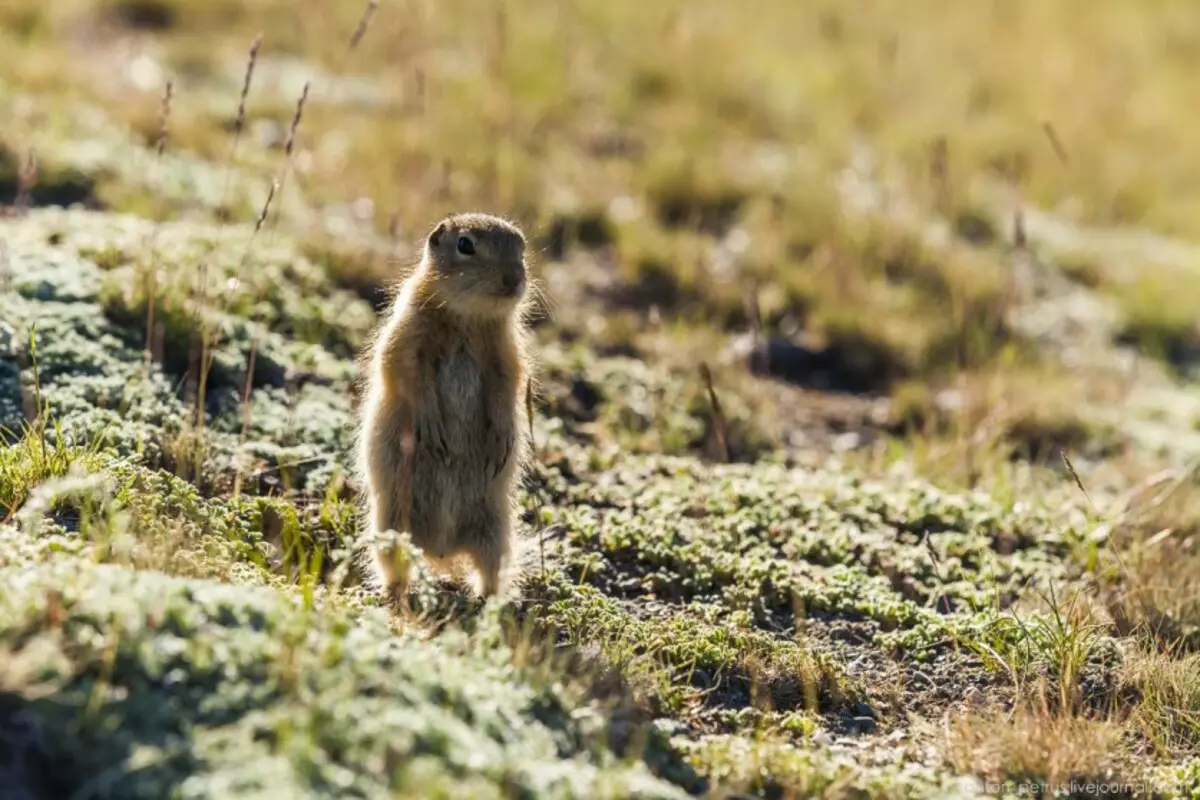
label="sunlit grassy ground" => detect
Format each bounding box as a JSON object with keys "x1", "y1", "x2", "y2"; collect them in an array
[{"x1": 3, "y1": 1, "x2": 1200, "y2": 797}]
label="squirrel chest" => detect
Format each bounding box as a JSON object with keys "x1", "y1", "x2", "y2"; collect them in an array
[{"x1": 416, "y1": 342, "x2": 514, "y2": 478}]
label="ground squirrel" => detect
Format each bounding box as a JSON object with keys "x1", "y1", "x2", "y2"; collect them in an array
[{"x1": 356, "y1": 212, "x2": 535, "y2": 601}]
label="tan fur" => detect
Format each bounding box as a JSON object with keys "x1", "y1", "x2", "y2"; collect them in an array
[{"x1": 355, "y1": 212, "x2": 536, "y2": 602}]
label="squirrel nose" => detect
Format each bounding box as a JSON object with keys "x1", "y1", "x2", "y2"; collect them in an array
[{"x1": 502, "y1": 268, "x2": 525, "y2": 294}]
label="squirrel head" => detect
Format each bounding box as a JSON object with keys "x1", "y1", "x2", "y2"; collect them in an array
[{"x1": 423, "y1": 212, "x2": 528, "y2": 318}]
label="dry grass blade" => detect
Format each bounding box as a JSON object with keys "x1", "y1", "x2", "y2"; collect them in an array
[
  {"x1": 1060, "y1": 448, "x2": 1096, "y2": 512},
  {"x1": 349, "y1": 0, "x2": 378, "y2": 50},
  {"x1": 941, "y1": 696, "x2": 1128, "y2": 790},
  {"x1": 284, "y1": 81, "x2": 310, "y2": 158},
  {"x1": 929, "y1": 136, "x2": 951, "y2": 213},
  {"x1": 922, "y1": 533, "x2": 953, "y2": 614},
  {"x1": 226, "y1": 178, "x2": 278, "y2": 319},
  {"x1": 234, "y1": 35, "x2": 262, "y2": 138},
  {"x1": 1042, "y1": 120, "x2": 1070, "y2": 166},
  {"x1": 699, "y1": 362, "x2": 729, "y2": 463},
  {"x1": 233, "y1": 337, "x2": 259, "y2": 500},
  {"x1": 253, "y1": 179, "x2": 278, "y2": 235},
  {"x1": 228, "y1": 175, "x2": 280, "y2": 498},
  {"x1": 155, "y1": 80, "x2": 174, "y2": 157},
  {"x1": 213, "y1": 33, "x2": 262, "y2": 223}
]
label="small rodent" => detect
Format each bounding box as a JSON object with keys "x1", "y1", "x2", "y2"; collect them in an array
[{"x1": 356, "y1": 212, "x2": 535, "y2": 601}]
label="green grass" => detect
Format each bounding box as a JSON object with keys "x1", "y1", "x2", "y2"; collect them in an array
[{"x1": 0, "y1": 420, "x2": 110, "y2": 522}]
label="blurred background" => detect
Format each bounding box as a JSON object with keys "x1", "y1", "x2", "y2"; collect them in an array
[{"x1": 3, "y1": 0, "x2": 1200, "y2": 479}]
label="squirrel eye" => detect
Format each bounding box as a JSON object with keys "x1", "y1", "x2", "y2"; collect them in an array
[{"x1": 456, "y1": 236, "x2": 475, "y2": 256}]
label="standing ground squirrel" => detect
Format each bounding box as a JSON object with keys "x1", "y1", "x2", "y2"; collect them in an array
[{"x1": 356, "y1": 212, "x2": 536, "y2": 602}]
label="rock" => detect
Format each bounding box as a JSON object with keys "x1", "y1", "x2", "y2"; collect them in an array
[
  {"x1": 853, "y1": 701, "x2": 879, "y2": 720},
  {"x1": 851, "y1": 716, "x2": 878, "y2": 734}
]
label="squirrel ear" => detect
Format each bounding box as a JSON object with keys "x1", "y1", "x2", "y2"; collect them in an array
[{"x1": 428, "y1": 221, "x2": 448, "y2": 248}]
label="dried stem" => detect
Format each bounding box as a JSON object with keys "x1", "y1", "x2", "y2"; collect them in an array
[
  {"x1": 14, "y1": 148, "x2": 38, "y2": 214},
  {"x1": 1041, "y1": 121, "x2": 1070, "y2": 166},
  {"x1": 195, "y1": 34, "x2": 262, "y2": 481},
  {"x1": 234, "y1": 36, "x2": 262, "y2": 143},
  {"x1": 216, "y1": 33, "x2": 262, "y2": 221},
  {"x1": 155, "y1": 80, "x2": 174, "y2": 157},
  {"x1": 349, "y1": 0, "x2": 378, "y2": 50},
  {"x1": 284, "y1": 81, "x2": 309, "y2": 159},
  {"x1": 143, "y1": 80, "x2": 174, "y2": 372},
  {"x1": 223, "y1": 179, "x2": 281, "y2": 489},
  {"x1": 1013, "y1": 205, "x2": 1027, "y2": 250},
  {"x1": 230, "y1": 76, "x2": 302, "y2": 495},
  {"x1": 699, "y1": 362, "x2": 730, "y2": 463},
  {"x1": 1060, "y1": 449, "x2": 1096, "y2": 513},
  {"x1": 232, "y1": 342, "x2": 259, "y2": 500},
  {"x1": 231, "y1": 178, "x2": 279, "y2": 285},
  {"x1": 267, "y1": 80, "x2": 310, "y2": 233},
  {"x1": 929, "y1": 136, "x2": 951, "y2": 215},
  {"x1": 231, "y1": 73, "x2": 309, "y2": 497}
]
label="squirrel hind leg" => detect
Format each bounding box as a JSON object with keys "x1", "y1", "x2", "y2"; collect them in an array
[{"x1": 465, "y1": 522, "x2": 514, "y2": 600}]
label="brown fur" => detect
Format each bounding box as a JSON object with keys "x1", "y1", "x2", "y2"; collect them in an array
[{"x1": 355, "y1": 212, "x2": 536, "y2": 602}]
